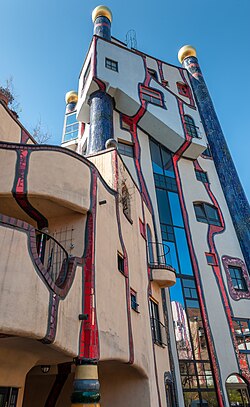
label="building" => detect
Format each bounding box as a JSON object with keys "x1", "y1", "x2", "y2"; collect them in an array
[{"x1": 0, "y1": 5, "x2": 249, "y2": 407}]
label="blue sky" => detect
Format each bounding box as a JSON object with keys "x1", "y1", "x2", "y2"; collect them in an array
[{"x1": 1, "y1": 0, "x2": 249, "y2": 198}]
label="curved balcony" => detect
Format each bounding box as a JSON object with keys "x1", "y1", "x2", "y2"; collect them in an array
[{"x1": 148, "y1": 242, "x2": 176, "y2": 288}]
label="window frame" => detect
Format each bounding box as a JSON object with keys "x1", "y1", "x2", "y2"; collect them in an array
[
  {"x1": 229, "y1": 266, "x2": 248, "y2": 292},
  {"x1": 195, "y1": 170, "x2": 209, "y2": 184},
  {"x1": 105, "y1": 58, "x2": 118, "y2": 72},
  {"x1": 117, "y1": 252, "x2": 125, "y2": 274},
  {"x1": 118, "y1": 140, "x2": 134, "y2": 158},
  {"x1": 184, "y1": 115, "x2": 200, "y2": 139},
  {"x1": 140, "y1": 85, "x2": 164, "y2": 107},
  {"x1": 194, "y1": 202, "x2": 221, "y2": 227},
  {"x1": 130, "y1": 289, "x2": 139, "y2": 312}
]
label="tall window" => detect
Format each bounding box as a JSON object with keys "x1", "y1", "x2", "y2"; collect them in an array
[
  {"x1": 229, "y1": 267, "x2": 247, "y2": 292},
  {"x1": 194, "y1": 203, "x2": 221, "y2": 226},
  {"x1": 184, "y1": 115, "x2": 199, "y2": 138},
  {"x1": 146, "y1": 224, "x2": 154, "y2": 265},
  {"x1": 63, "y1": 113, "x2": 79, "y2": 142},
  {"x1": 150, "y1": 299, "x2": 164, "y2": 345}
]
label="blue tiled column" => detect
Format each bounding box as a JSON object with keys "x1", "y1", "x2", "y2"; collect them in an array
[
  {"x1": 181, "y1": 49, "x2": 250, "y2": 271},
  {"x1": 86, "y1": 90, "x2": 114, "y2": 155}
]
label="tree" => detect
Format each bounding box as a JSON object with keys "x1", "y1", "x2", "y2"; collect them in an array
[{"x1": 32, "y1": 118, "x2": 52, "y2": 144}]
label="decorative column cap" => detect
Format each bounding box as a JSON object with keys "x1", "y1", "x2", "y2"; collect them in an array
[
  {"x1": 178, "y1": 45, "x2": 197, "y2": 64},
  {"x1": 92, "y1": 5, "x2": 112, "y2": 23},
  {"x1": 65, "y1": 90, "x2": 78, "y2": 104}
]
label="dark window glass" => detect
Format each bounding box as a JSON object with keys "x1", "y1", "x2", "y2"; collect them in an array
[
  {"x1": 146, "y1": 225, "x2": 154, "y2": 264},
  {"x1": 156, "y1": 188, "x2": 172, "y2": 225},
  {"x1": 105, "y1": 58, "x2": 118, "y2": 72},
  {"x1": 161, "y1": 225, "x2": 175, "y2": 242},
  {"x1": 118, "y1": 141, "x2": 134, "y2": 157},
  {"x1": 195, "y1": 170, "x2": 209, "y2": 184},
  {"x1": 154, "y1": 173, "x2": 166, "y2": 189},
  {"x1": 150, "y1": 300, "x2": 166, "y2": 346},
  {"x1": 131, "y1": 291, "x2": 139, "y2": 312},
  {"x1": 206, "y1": 253, "x2": 217, "y2": 265},
  {"x1": 229, "y1": 267, "x2": 248, "y2": 292},
  {"x1": 194, "y1": 203, "x2": 221, "y2": 226},
  {"x1": 165, "y1": 177, "x2": 177, "y2": 192},
  {"x1": 117, "y1": 253, "x2": 124, "y2": 273},
  {"x1": 184, "y1": 115, "x2": 200, "y2": 138},
  {"x1": 148, "y1": 68, "x2": 158, "y2": 81}
]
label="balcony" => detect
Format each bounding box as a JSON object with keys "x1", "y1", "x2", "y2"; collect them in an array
[{"x1": 148, "y1": 242, "x2": 176, "y2": 288}]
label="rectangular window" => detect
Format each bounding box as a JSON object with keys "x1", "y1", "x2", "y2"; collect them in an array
[
  {"x1": 63, "y1": 113, "x2": 79, "y2": 142},
  {"x1": 130, "y1": 289, "x2": 139, "y2": 312},
  {"x1": 195, "y1": 170, "x2": 209, "y2": 184},
  {"x1": 0, "y1": 388, "x2": 18, "y2": 407},
  {"x1": 105, "y1": 58, "x2": 118, "y2": 72},
  {"x1": 194, "y1": 203, "x2": 221, "y2": 227},
  {"x1": 140, "y1": 86, "x2": 163, "y2": 107},
  {"x1": 229, "y1": 266, "x2": 247, "y2": 291},
  {"x1": 205, "y1": 252, "x2": 218, "y2": 266},
  {"x1": 117, "y1": 252, "x2": 124, "y2": 274},
  {"x1": 233, "y1": 319, "x2": 250, "y2": 352},
  {"x1": 118, "y1": 141, "x2": 134, "y2": 157}
]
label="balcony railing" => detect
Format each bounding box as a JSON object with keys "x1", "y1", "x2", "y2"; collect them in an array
[
  {"x1": 147, "y1": 242, "x2": 172, "y2": 269},
  {"x1": 151, "y1": 317, "x2": 167, "y2": 347},
  {"x1": 36, "y1": 229, "x2": 69, "y2": 286}
]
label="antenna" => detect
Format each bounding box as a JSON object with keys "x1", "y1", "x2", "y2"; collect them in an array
[{"x1": 125, "y1": 30, "x2": 137, "y2": 50}]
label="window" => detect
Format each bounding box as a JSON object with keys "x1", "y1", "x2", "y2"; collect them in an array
[
  {"x1": 105, "y1": 58, "x2": 118, "y2": 72},
  {"x1": 232, "y1": 319, "x2": 250, "y2": 352},
  {"x1": 183, "y1": 278, "x2": 199, "y2": 308},
  {"x1": 177, "y1": 82, "x2": 190, "y2": 97},
  {"x1": 206, "y1": 252, "x2": 217, "y2": 266},
  {"x1": 121, "y1": 183, "x2": 132, "y2": 222},
  {"x1": 148, "y1": 68, "x2": 158, "y2": 81},
  {"x1": 146, "y1": 224, "x2": 154, "y2": 264},
  {"x1": 117, "y1": 252, "x2": 124, "y2": 273},
  {"x1": 184, "y1": 115, "x2": 200, "y2": 138},
  {"x1": 63, "y1": 113, "x2": 79, "y2": 142},
  {"x1": 140, "y1": 85, "x2": 163, "y2": 107},
  {"x1": 195, "y1": 170, "x2": 209, "y2": 184},
  {"x1": 0, "y1": 388, "x2": 18, "y2": 407},
  {"x1": 118, "y1": 141, "x2": 134, "y2": 157},
  {"x1": 82, "y1": 60, "x2": 91, "y2": 92},
  {"x1": 229, "y1": 267, "x2": 247, "y2": 291},
  {"x1": 150, "y1": 299, "x2": 166, "y2": 346},
  {"x1": 130, "y1": 289, "x2": 139, "y2": 312},
  {"x1": 194, "y1": 203, "x2": 221, "y2": 226}
]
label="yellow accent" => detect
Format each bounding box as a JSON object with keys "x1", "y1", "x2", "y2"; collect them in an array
[
  {"x1": 74, "y1": 365, "x2": 98, "y2": 380},
  {"x1": 178, "y1": 45, "x2": 197, "y2": 64},
  {"x1": 92, "y1": 5, "x2": 112, "y2": 22},
  {"x1": 65, "y1": 91, "x2": 78, "y2": 104}
]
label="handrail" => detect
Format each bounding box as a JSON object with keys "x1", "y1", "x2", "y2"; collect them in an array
[{"x1": 147, "y1": 241, "x2": 172, "y2": 268}]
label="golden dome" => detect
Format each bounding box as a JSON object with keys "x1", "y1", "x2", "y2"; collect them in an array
[
  {"x1": 178, "y1": 45, "x2": 197, "y2": 64},
  {"x1": 92, "y1": 5, "x2": 112, "y2": 23},
  {"x1": 65, "y1": 91, "x2": 78, "y2": 104}
]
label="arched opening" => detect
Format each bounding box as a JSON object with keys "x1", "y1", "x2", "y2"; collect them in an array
[
  {"x1": 99, "y1": 361, "x2": 150, "y2": 407},
  {"x1": 22, "y1": 363, "x2": 73, "y2": 407},
  {"x1": 226, "y1": 374, "x2": 250, "y2": 407}
]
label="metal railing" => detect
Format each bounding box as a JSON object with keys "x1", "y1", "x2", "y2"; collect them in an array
[
  {"x1": 36, "y1": 229, "x2": 69, "y2": 285},
  {"x1": 147, "y1": 242, "x2": 172, "y2": 268},
  {"x1": 151, "y1": 317, "x2": 167, "y2": 346}
]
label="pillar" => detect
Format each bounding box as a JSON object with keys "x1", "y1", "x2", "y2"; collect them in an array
[
  {"x1": 71, "y1": 359, "x2": 100, "y2": 407},
  {"x1": 86, "y1": 6, "x2": 114, "y2": 155},
  {"x1": 178, "y1": 45, "x2": 250, "y2": 271}
]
